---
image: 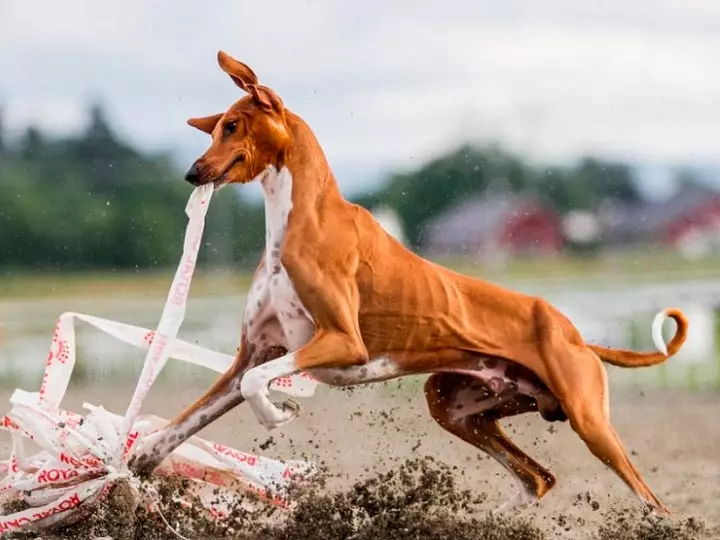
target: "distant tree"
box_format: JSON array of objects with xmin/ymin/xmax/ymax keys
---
[
  {"xmin": 534, "ymin": 158, "xmax": 640, "ymax": 212},
  {"xmin": 378, "ymin": 145, "xmax": 533, "ymax": 248},
  {"xmin": 70, "ymin": 101, "xmax": 137, "ymax": 189},
  {"xmin": 674, "ymin": 167, "xmax": 706, "ymax": 190},
  {"xmin": 0, "ymin": 106, "xmax": 5, "ymax": 156},
  {"xmin": 19, "ymin": 126, "xmax": 44, "ymax": 161},
  {"xmin": 0, "ymin": 100, "xmax": 272, "ymax": 271},
  {"xmin": 349, "ymin": 191, "xmax": 382, "ymax": 212},
  {"xmin": 536, "ymin": 166, "xmax": 583, "ymax": 211},
  {"xmin": 86, "ymin": 102, "xmax": 114, "ymax": 141},
  {"xmin": 199, "ymin": 188, "xmax": 267, "ymax": 269},
  {"xmin": 0, "ymin": 106, "xmax": 648, "ymax": 273},
  {"xmin": 573, "ymin": 157, "xmax": 640, "ymax": 204},
  {"xmin": 348, "ymin": 142, "xmax": 643, "ymax": 251}
]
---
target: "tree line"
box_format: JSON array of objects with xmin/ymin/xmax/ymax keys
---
[
  {"xmin": 0, "ymin": 103, "xmax": 265, "ymax": 272},
  {"xmin": 0, "ymin": 103, "xmax": 645, "ymax": 272},
  {"xmin": 353, "ymin": 144, "xmax": 642, "ymax": 249}
]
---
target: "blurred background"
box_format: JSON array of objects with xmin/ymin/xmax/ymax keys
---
[{"xmin": 1, "ymin": 0, "xmax": 719, "ymax": 391}]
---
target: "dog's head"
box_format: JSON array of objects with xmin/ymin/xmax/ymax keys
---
[{"xmin": 184, "ymin": 51, "xmax": 291, "ymax": 188}]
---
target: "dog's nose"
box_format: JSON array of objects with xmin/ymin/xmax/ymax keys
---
[{"xmin": 185, "ymin": 162, "xmax": 202, "ymax": 185}]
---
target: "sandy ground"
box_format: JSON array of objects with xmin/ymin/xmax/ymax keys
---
[{"xmin": 1, "ymin": 378, "xmax": 719, "ymax": 539}]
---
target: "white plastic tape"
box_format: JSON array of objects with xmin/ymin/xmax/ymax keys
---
[{"xmin": 0, "ymin": 185, "xmax": 319, "ymax": 534}]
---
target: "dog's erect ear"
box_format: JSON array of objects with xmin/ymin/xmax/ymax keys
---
[
  {"xmin": 187, "ymin": 113, "xmax": 223, "ymax": 135},
  {"xmin": 248, "ymin": 85, "xmax": 284, "ymax": 113},
  {"xmin": 217, "ymin": 50, "xmax": 259, "ymax": 93}
]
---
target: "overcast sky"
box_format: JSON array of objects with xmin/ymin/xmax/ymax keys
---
[{"xmin": 2, "ymin": 0, "xmax": 719, "ymax": 197}]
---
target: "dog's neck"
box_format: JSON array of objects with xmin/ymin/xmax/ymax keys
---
[
  {"xmin": 279, "ymin": 112, "xmax": 342, "ymax": 209},
  {"xmin": 258, "ymin": 111, "xmax": 346, "ymax": 261}
]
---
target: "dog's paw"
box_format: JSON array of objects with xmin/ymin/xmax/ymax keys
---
[
  {"xmin": 279, "ymin": 398, "xmax": 301, "ymax": 416},
  {"xmin": 257, "ymin": 399, "xmax": 301, "ymax": 430},
  {"xmin": 492, "ymin": 489, "xmax": 539, "ymax": 516}
]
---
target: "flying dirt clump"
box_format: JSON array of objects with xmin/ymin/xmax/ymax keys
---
[
  {"xmin": 1, "ymin": 457, "xmax": 546, "ymax": 540},
  {"xmin": 250, "ymin": 455, "xmax": 545, "ymax": 540},
  {"xmin": 2, "ymin": 456, "xmax": 715, "ymax": 540},
  {"xmin": 593, "ymin": 503, "xmax": 713, "ymax": 540}
]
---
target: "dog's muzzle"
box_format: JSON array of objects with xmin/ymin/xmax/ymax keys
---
[{"xmin": 184, "ymin": 162, "xmax": 203, "ymax": 185}]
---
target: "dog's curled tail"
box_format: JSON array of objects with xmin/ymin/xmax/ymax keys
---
[{"xmin": 589, "ymin": 308, "xmax": 688, "ymax": 368}]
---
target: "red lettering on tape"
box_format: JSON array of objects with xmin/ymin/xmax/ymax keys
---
[
  {"xmin": 212, "ymin": 443, "xmax": 258, "ymax": 467},
  {"xmin": 122, "ymin": 429, "xmax": 141, "ymax": 457},
  {"xmin": 0, "ymin": 516, "xmax": 32, "ymax": 533},
  {"xmin": 170, "ymin": 253, "xmax": 199, "ymax": 306},
  {"xmin": 59, "ymin": 453, "xmax": 101, "ymax": 469},
  {"xmin": 30, "ymin": 492, "xmax": 81, "ymax": 521},
  {"xmin": 171, "ymin": 462, "xmax": 228, "ymax": 487},
  {"xmin": 1, "ymin": 416, "xmax": 18, "ymax": 430},
  {"xmin": 37, "ymin": 468, "xmax": 79, "ymax": 483}
]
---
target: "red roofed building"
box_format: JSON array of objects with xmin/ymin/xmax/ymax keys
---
[
  {"xmin": 422, "ymin": 194, "xmax": 563, "ymax": 260},
  {"xmin": 600, "ymin": 184, "xmax": 720, "ymax": 258}
]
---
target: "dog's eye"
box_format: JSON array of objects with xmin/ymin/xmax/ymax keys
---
[{"xmin": 224, "ymin": 121, "xmax": 237, "ymax": 135}]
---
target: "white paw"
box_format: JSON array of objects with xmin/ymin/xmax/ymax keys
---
[
  {"xmin": 493, "ymin": 489, "xmax": 538, "ymax": 515},
  {"xmin": 240, "ymin": 371, "xmax": 265, "ymax": 400},
  {"xmin": 254, "ymin": 399, "xmax": 301, "ymax": 430}
]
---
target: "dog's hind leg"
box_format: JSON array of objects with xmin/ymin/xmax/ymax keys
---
[
  {"xmin": 424, "ymin": 372, "xmax": 556, "ymax": 514},
  {"xmin": 533, "ymin": 303, "xmax": 670, "ymax": 514},
  {"xmin": 551, "ymin": 352, "xmax": 668, "ymax": 513}
]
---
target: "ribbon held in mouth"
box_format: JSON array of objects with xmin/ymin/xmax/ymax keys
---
[{"xmin": 0, "ymin": 184, "xmax": 319, "ymax": 534}]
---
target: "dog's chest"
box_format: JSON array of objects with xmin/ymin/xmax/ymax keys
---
[{"xmin": 243, "ymin": 167, "xmax": 314, "ymax": 352}]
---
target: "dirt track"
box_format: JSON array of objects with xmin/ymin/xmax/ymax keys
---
[{"xmin": 1, "ymin": 379, "xmax": 719, "ymax": 539}]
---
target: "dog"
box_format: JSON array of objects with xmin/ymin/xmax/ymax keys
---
[{"xmin": 129, "ymin": 50, "xmax": 688, "ymax": 515}]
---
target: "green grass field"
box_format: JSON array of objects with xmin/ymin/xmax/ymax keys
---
[
  {"xmin": 434, "ymin": 249, "xmax": 720, "ymax": 285},
  {"xmin": 2, "ymin": 250, "xmax": 719, "ymax": 300},
  {"xmin": 0, "ymin": 268, "xmax": 254, "ymax": 299}
]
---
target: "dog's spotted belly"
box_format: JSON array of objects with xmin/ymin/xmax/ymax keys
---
[
  {"xmin": 437, "ymin": 356, "xmax": 566, "ymax": 422},
  {"xmin": 308, "ymin": 352, "xmax": 565, "ymax": 422}
]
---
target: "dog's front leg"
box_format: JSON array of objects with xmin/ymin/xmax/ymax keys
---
[
  {"xmin": 241, "ymin": 331, "xmax": 367, "ymax": 430},
  {"xmin": 128, "ymin": 340, "xmax": 285, "ymax": 477},
  {"xmin": 129, "ymin": 263, "xmax": 280, "ymax": 477},
  {"xmin": 240, "ymin": 353, "xmax": 299, "ymax": 429}
]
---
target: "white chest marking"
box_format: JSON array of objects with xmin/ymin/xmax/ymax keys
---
[{"xmin": 241, "ymin": 166, "xmax": 315, "ymax": 353}]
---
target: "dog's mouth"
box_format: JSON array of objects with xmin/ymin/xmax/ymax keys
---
[{"xmin": 212, "ymin": 155, "xmax": 246, "ymax": 188}]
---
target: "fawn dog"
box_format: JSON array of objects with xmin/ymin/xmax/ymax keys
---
[{"xmin": 129, "ymin": 50, "xmax": 688, "ymax": 514}]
